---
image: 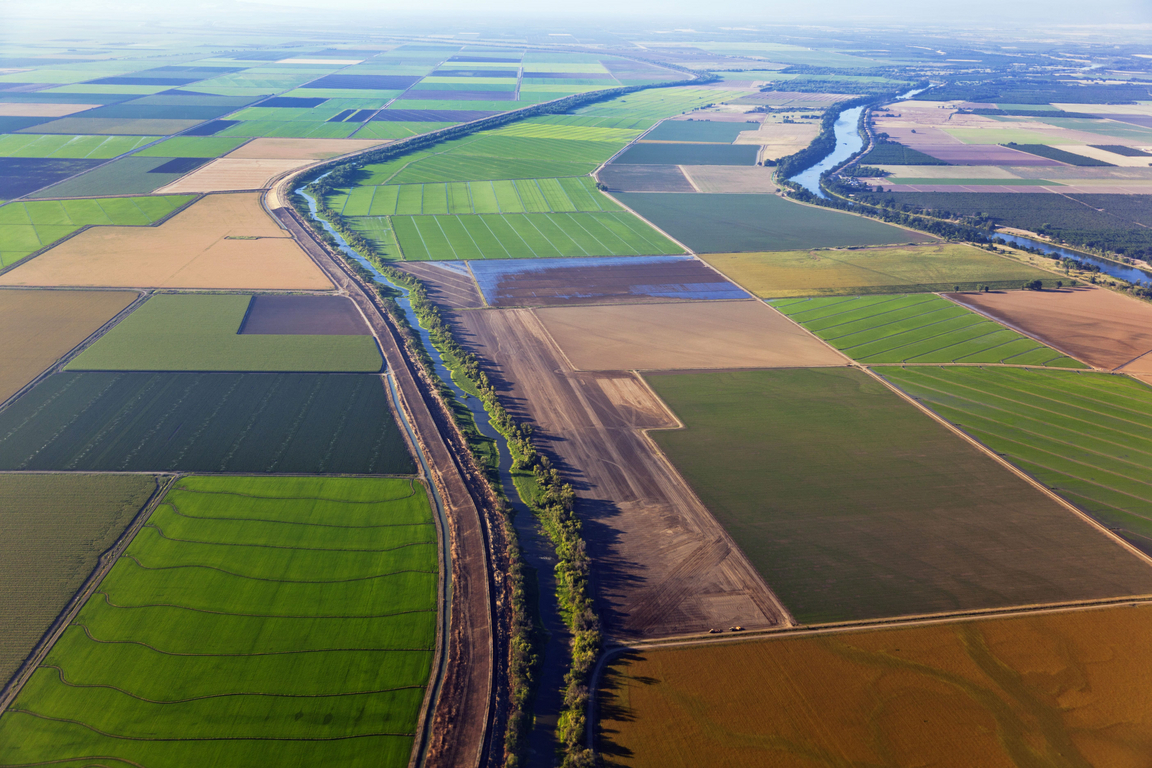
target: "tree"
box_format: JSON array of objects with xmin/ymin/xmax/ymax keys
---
[{"xmin": 1024, "ymin": 279, "xmax": 1043, "ymax": 291}]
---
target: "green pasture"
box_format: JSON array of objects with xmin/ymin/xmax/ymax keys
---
[
  {"xmin": 388, "ymin": 153, "xmax": 599, "ymax": 184},
  {"xmin": 772, "ymin": 294, "xmax": 1085, "ymax": 367},
  {"xmin": 0, "ymin": 194, "xmax": 195, "ymax": 267},
  {"xmin": 882, "ymin": 367, "xmax": 1152, "ymax": 555},
  {"xmin": 217, "ymin": 120, "xmax": 360, "ymax": 138},
  {"xmin": 134, "ymin": 135, "xmax": 250, "ymax": 158},
  {"xmin": 353, "ymin": 121, "xmax": 457, "ymax": 140},
  {"xmin": 0, "ymin": 134, "xmax": 157, "ymax": 159},
  {"xmin": 644, "ymin": 368, "xmax": 1152, "ymax": 624},
  {"xmin": 331, "ymin": 177, "xmax": 617, "ymax": 216},
  {"xmin": 67, "ymin": 294, "xmax": 382, "ymax": 372},
  {"xmin": 572, "ymin": 87, "xmax": 734, "ymax": 119},
  {"xmin": 391, "ymin": 210, "xmax": 681, "ymax": 260},
  {"xmin": 489, "ymin": 120, "xmax": 642, "ymax": 143},
  {"xmin": 0, "ymin": 475, "xmax": 435, "ymax": 767},
  {"xmin": 527, "ymin": 115, "xmax": 656, "ymax": 131}
]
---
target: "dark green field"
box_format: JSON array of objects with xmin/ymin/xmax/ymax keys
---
[
  {"xmin": 881, "ymin": 367, "xmax": 1152, "ymax": 555},
  {"xmin": 0, "ymin": 372, "xmax": 413, "ymax": 474},
  {"xmin": 615, "ymin": 193, "xmax": 928, "ymax": 253},
  {"xmin": 644, "ymin": 368, "xmax": 1152, "ymax": 623}
]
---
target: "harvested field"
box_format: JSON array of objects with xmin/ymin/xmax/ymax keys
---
[
  {"xmin": 615, "ymin": 193, "xmax": 929, "ymax": 253},
  {"xmin": 466, "ymin": 255, "xmax": 750, "ymax": 307},
  {"xmin": 0, "ymin": 371, "xmax": 412, "ymax": 473},
  {"xmin": 241, "ymin": 294, "xmax": 371, "ymax": 334},
  {"xmin": 701, "ymin": 243, "xmax": 1054, "ymax": 297},
  {"xmin": 68, "ymin": 294, "xmax": 381, "ymax": 372},
  {"xmin": 0, "ymin": 193, "xmax": 333, "ymax": 290},
  {"xmin": 679, "ymin": 165, "xmax": 776, "ymax": 193},
  {"xmin": 917, "ymin": 144, "xmax": 1063, "ymax": 165},
  {"xmin": 0, "ymin": 288, "xmax": 137, "ymax": 401},
  {"xmin": 773, "ymin": 294, "xmax": 1084, "ymax": 366},
  {"xmin": 950, "ymin": 287, "xmax": 1152, "ymax": 370},
  {"xmin": 613, "ymin": 143, "xmax": 758, "ymax": 166},
  {"xmin": 454, "ymin": 307, "xmax": 790, "ymax": 638},
  {"xmin": 733, "ymin": 121, "xmax": 820, "ymax": 159},
  {"xmin": 0, "ymin": 103, "xmax": 94, "ymax": 117},
  {"xmin": 596, "ymin": 164, "xmax": 694, "ymax": 193},
  {"xmin": 225, "ymin": 137, "xmax": 388, "ymax": 159},
  {"xmin": 395, "ymin": 261, "xmax": 485, "ymax": 309},
  {"xmin": 535, "ymin": 300, "xmax": 844, "ymax": 370},
  {"xmin": 598, "ymin": 604, "xmax": 1152, "ymax": 768},
  {"xmin": 644, "ymin": 368, "xmax": 1152, "ymax": 623},
  {"xmin": 0, "ymin": 476, "xmax": 436, "ymax": 766},
  {"xmin": 0, "ymin": 473, "xmax": 156, "ymax": 689},
  {"xmin": 153, "ymin": 158, "xmax": 313, "ymax": 192}
]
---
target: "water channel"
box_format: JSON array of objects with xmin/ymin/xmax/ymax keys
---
[
  {"xmin": 992, "ymin": 231, "xmax": 1152, "ymax": 285},
  {"xmin": 297, "ymin": 188, "xmax": 565, "ymax": 766}
]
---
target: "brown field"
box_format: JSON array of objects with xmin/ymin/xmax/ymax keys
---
[
  {"xmin": 454, "ymin": 307, "xmax": 790, "ymax": 638},
  {"xmin": 0, "ymin": 473, "xmax": 157, "ymax": 688},
  {"xmin": 679, "ymin": 165, "xmax": 778, "ymax": 194},
  {"xmin": 23, "ymin": 117, "xmax": 202, "ymax": 135},
  {"xmin": 733, "ymin": 121, "xmax": 820, "ymax": 159},
  {"xmin": 224, "ymin": 137, "xmax": 389, "ymax": 160},
  {"xmin": 0, "ymin": 288, "xmax": 138, "ymax": 402},
  {"xmin": 950, "ymin": 287, "xmax": 1152, "ymax": 370},
  {"xmin": 734, "ymin": 91, "xmax": 850, "ymax": 107},
  {"xmin": 598, "ymin": 604, "xmax": 1152, "ymax": 768},
  {"xmin": 534, "ymin": 300, "xmax": 846, "ymax": 371},
  {"xmin": 0, "ymin": 103, "xmax": 94, "ymax": 117},
  {"xmin": 154, "ymin": 158, "xmax": 313, "ymax": 193},
  {"xmin": 395, "ymin": 261, "xmax": 485, "ymax": 309},
  {"xmin": 0, "ymin": 193, "xmax": 333, "ymax": 290}
]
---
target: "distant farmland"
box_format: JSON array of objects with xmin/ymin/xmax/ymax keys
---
[
  {"xmin": 0, "ymin": 474, "xmax": 156, "ymax": 689},
  {"xmin": 598, "ymin": 604, "xmax": 1152, "ymax": 767},
  {"xmin": 643, "ymin": 368, "xmax": 1152, "ymax": 623},
  {"xmin": 0, "ymin": 476, "xmax": 437, "ymax": 767}
]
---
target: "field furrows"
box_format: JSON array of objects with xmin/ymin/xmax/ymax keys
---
[{"xmin": 452, "ymin": 306, "xmax": 791, "ymax": 638}]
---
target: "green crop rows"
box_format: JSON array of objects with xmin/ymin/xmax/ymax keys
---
[
  {"xmin": 332, "ymin": 177, "xmax": 618, "ymax": 216},
  {"xmin": 0, "ymin": 476, "xmax": 436, "ymax": 767},
  {"xmin": 772, "ymin": 294, "xmax": 1085, "ymax": 367},
  {"xmin": 391, "ymin": 211, "xmax": 682, "ymax": 260},
  {"xmin": 0, "ymin": 134, "xmax": 158, "ymax": 159},
  {"xmin": 881, "ymin": 367, "xmax": 1152, "ymax": 554}
]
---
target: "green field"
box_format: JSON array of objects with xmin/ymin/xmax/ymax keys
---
[
  {"xmin": 615, "ymin": 193, "xmax": 927, "ymax": 253},
  {"xmin": 354, "ymin": 121, "xmax": 457, "ymax": 140},
  {"xmin": 488, "ymin": 120, "xmax": 642, "ymax": 144},
  {"xmin": 135, "ymin": 136, "xmax": 250, "ymax": 158},
  {"xmin": 67, "ymin": 294, "xmax": 382, "ymax": 372},
  {"xmin": 881, "ymin": 367, "xmax": 1152, "ymax": 554},
  {"xmin": 0, "ymin": 134, "xmax": 158, "ymax": 159},
  {"xmin": 571, "ymin": 87, "xmax": 736, "ymax": 119},
  {"xmin": 0, "ymin": 475, "xmax": 436, "ymax": 767},
  {"xmin": 217, "ymin": 121, "xmax": 361, "ymax": 139},
  {"xmin": 0, "ymin": 194, "xmax": 195, "ymax": 267},
  {"xmin": 332, "ymin": 177, "xmax": 618, "ymax": 216},
  {"xmin": 643, "ymin": 368, "xmax": 1152, "ymax": 623},
  {"xmin": 24, "ymin": 157, "xmax": 204, "ymax": 199},
  {"xmin": 772, "ymin": 294, "xmax": 1085, "ymax": 367},
  {"xmin": 391, "ymin": 210, "xmax": 682, "ymax": 260},
  {"xmin": 0, "ymin": 474, "xmax": 157, "ymax": 688},
  {"xmin": 388, "ymin": 153, "xmax": 600, "ymax": 184},
  {"xmin": 0, "ymin": 372, "xmax": 413, "ymax": 474}
]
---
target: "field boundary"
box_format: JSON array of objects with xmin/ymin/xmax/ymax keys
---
[{"xmin": 942, "ymin": 291, "xmax": 1097, "ymax": 369}]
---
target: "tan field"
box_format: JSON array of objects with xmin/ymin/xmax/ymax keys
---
[
  {"xmin": 679, "ymin": 165, "xmax": 778, "ymax": 193},
  {"xmin": 733, "ymin": 121, "xmax": 819, "ymax": 159},
  {"xmin": 0, "ymin": 103, "xmax": 94, "ymax": 117},
  {"xmin": 877, "ymin": 165, "xmax": 1022, "ymax": 179},
  {"xmin": 533, "ymin": 300, "xmax": 846, "ymax": 371},
  {"xmin": 225, "ymin": 137, "xmax": 390, "ymax": 160},
  {"xmin": 0, "ymin": 193, "xmax": 332, "ymax": 290},
  {"xmin": 0, "ymin": 288, "xmax": 138, "ymax": 401},
  {"xmin": 154, "ymin": 158, "xmax": 315, "ymax": 193},
  {"xmin": 1059, "ymin": 145, "xmax": 1152, "ymax": 167},
  {"xmin": 598, "ymin": 604, "xmax": 1152, "ymax": 768},
  {"xmin": 949, "ymin": 287, "xmax": 1152, "ymax": 370}
]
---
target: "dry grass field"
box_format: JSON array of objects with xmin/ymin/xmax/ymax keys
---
[
  {"xmin": 0, "ymin": 288, "xmax": 138, "ymax": 402},
  {"xmin": 679, "ymin": 165, "xmax": 778, "ymax": 193},
  {"xmin": 599, "ymin": 604, "xmax": 1152, "ymax": 768},
  {"xmin": 0, "ymin": 104, "xmax": 94, "ymax": 117},
  {"xmin": 0, "ymin": 473, "xmax": 156, "ymax": 688},
  {"xmin": 225, "ymin": 137, "xmax": 388, "ymax": 160},
  {"xmin": 950, "ymin": 287, "xmax": 1152, "ymax": 370},
  {"xmin": 734, "ymin": 120, "xmax": 820, "ymax": 159},
  {"xmin": 154, "ymin": 158, "xmax": 314, "ymax": 193},
  {"xmin": 533, "ymin": 300, "xmax": 846, "ymax": 370},
  {"xmin": 0, "ymin": 193, "xmax": 332, "ymax": 290}
]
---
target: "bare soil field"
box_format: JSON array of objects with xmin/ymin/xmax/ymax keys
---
[
  {"xmin": 225, "ymin": 137, "xmax": 388, "ymax": 160},
  {"xmin": 598, "ymin": 604, "xmax": 1152, "ymax": 768},
  {"xmin": 949, "ymin": 287, "xmax": 1152, "ymax": 370},
  {"xmin": 154, "ymin": 158, "xmax": 314, "ymax": 193},
  {"xmin": 453, "ymin": 307, "xmax": 791, "ymax": 638},
  {"xmin": 396, "ymin": 261, "xmax": 485, "ymax": 309},
  {"xmin": 0, "ymin": 288, "xmax": 137, "ymax": 402},
  {"xmin": 0, "ymin": 104, "xmax": 94, "ymax": 117},
  {"xmin": 0, "ymin": 193, "xmax": 332, "ymax": 290},
  {"xmin": 679, "ymin": 165, "xmax": 777, "ymax": 194},
  {"xmin": 596, "ymin": 164, "xmax": 695, "ymax": 193},
  {"xmin": 533, "ymin": 300, "xmax": 846, "ymax": 371},
  {"xmin": 917, "ymin": 145, "xmax": 1062, "ymax": 165},
  {"xmin": 734, "ymin": 121, "xmax": 820, "ymax": 159},
  {"xmin": 879, "ymin": 183, "xmax": 1152, "ymax": 194}
]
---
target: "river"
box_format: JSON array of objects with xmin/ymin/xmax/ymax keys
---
[
  {"xmin": 993, "ymin": 231, "xmax": 1152, "ymax": 285},
  {"xmin": 297, "ymin": 188, "xmax": 566, "ymax": 767}
]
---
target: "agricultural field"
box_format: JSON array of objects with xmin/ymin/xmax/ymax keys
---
[
  {"xmin": 68, "ymin": 294, "xmax": 382, "ymax": 372},
  {"xmin": 391, "ymin": 211, "xmax": 681, "ymax": 260},
  {"xmin": 598, "ymin": 604, "xmax": 1152, "ymax": 768},
  {"xmin": 0, "ymin": 193, "xmax": 333, "ymax": 289},
  {"xmin": 643, "ymin": 368, "xmax": 1152, "ymax": 623},
  {"xmin": 881, "ymin": 366, "xmax": 1152, "ymax": 554},
  {"xmin": 596, "ymin": 164, "xmax": 696, "ymax": 193},
  {"xmin": 134, "ymin": 135, "xmax": 249, "ymax": 157},
  {"xmin": 701, "ymin": 243, "xmax": 1055, "ymax": 297},
  {"xmin": 331, "ymin": 177, "xmax": 618, "ymax": 216},
  {"xmin": 678, "ymin": 166, "xmax": 778, "ymax": 193},
  {"xmin": 0, "ymin": 372, "xmax": 412, "ymax": 474},
  {"xmin": 0, "ymin": 194, "xmax": 194, "ymax": 267},
  {"xmin": 0, "ymin": 288, "xmax": 138, "ymax": 401},
  {"xmin": 0, "ymin": 473, "xmax": 157, "ymax": 689},
  {"xmin": 643, "ymin": 120, "xmax": 749, "ymax": 143},
  {"xmin": 535, "ymin": 300, "xmax": 845, "ymax": 370},
  {"xmin": 153, "ymin": 158, "xmax": 318, "ymax": 193},
  {"xmin": 772, "ymin": 294, "xmax": 1085, "ymax": 366},
  {"xmin": 612, "ymin": 143, "xmax": 759, "ymax": 166},
  {"xmin": 0, "ymin": 475, "xmax": 437, "ymax": 767},
  {"xmin": 614, "ymin": 193, "xmax": 929, "ymax": 252},
  {"xmin": 0, "ymin": 134, "xmax": 157, "ymax": 159},
  {"xmin": 24, "ymin": 156, "xmax": 210, "ymax": 198}
]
